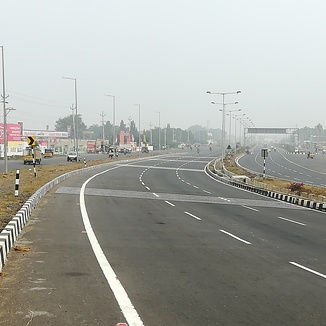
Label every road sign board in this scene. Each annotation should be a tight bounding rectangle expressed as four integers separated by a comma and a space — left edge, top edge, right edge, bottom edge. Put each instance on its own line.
261, 148, 268, 158
27, 136, 36, 146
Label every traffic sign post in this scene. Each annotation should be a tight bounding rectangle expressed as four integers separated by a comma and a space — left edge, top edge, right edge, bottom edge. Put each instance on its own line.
26, 136, 37, 177
27, 136, 36, 147
261, 148, 268, 178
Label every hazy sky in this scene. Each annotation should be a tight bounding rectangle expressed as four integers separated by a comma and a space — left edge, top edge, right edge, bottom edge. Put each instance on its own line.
1, 0, 326, 132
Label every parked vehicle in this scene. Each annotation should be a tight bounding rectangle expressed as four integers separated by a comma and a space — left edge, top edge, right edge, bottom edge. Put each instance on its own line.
23, 147, 42, 165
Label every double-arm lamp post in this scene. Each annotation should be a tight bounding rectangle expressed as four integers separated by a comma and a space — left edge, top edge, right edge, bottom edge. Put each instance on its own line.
226, 108, 242, 147
207, 90, 241, 161
233, 113, 246, 150
208, 89, 241, 161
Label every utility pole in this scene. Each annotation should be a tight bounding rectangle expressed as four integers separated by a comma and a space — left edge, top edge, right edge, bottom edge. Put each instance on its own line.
1, 45, 8, 174
100, 111, 106, 143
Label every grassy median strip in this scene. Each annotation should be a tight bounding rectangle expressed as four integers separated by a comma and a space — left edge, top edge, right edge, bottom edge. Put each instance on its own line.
0, 156, 132, 229
219, 155, 326, 198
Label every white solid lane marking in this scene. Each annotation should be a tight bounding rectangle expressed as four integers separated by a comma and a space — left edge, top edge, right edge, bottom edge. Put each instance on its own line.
80, 167, 144, 326
184, 211, 202, 221
165, 201, 175, 207
277, 216, 306, 226
242, 205, 259, 212
289, 262, 326, 279
219, 229, 251, 245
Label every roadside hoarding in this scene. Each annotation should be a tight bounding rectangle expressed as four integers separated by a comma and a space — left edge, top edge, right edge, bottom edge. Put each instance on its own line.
0, 123, 22, 143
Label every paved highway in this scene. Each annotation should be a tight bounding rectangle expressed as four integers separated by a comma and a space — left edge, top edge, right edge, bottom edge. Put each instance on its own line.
238, 146, 326, 187
1, 146, 326, 325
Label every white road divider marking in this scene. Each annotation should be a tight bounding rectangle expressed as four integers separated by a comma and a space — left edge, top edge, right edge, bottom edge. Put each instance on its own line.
289, 262, 326, 279
278, 216, 306, 226
219, 229, 251, 245
80, 167, 144, 326
184, 211, 202, 221
242, 205, 259, 212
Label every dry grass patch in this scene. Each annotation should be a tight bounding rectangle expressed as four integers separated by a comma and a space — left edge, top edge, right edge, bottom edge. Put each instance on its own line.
0, 155, 137, 229
224, 155, 326, 198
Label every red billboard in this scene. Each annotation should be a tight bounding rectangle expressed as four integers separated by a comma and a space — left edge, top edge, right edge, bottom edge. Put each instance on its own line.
0, 123, 22, 143
120, 130, 125, 145
87, 140, 96, 153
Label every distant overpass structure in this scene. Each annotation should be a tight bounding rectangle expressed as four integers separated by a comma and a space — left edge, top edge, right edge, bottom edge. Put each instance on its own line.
246, 128, 298, 135
244, 128, 299, 147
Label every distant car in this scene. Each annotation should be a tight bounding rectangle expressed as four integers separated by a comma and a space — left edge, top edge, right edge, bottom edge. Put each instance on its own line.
67, 152, 78, 162
118, 147, 131, 154
43, 149, 53, 158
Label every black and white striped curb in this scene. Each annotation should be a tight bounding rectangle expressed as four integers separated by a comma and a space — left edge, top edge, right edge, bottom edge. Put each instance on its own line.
0, 163, 113, 273
0, 152, 165, 273
206, 163, 326, 212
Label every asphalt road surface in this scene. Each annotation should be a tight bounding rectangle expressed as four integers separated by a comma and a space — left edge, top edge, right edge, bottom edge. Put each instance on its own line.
1, 146, 326, 325
238, 146, 326, 187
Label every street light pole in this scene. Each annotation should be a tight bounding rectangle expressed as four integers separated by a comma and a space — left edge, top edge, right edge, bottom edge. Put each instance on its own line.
134, 104, 141, 155
226, 108, 241, 147
63, 77, 78, 159
1, 46, 8, 174
233, 113, 245, 150
209, 92, 240, 161
105, 94, 116, 145
239, 116, 250, 148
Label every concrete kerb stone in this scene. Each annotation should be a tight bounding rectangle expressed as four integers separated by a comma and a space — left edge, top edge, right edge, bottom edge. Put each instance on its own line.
207, 158, 326, 214
0, 160, 123, 273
